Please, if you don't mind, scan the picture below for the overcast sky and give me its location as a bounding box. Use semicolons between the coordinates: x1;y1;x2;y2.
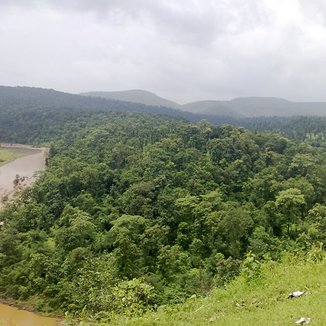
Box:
1;0;326;103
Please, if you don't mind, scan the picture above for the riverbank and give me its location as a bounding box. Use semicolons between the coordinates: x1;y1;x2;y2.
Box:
0;301;60;326
0;144;61;325
0;144;40;167
0;144;47;209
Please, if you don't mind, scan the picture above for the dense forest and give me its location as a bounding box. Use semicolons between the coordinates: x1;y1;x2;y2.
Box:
242;116;326;145
0;109;326;322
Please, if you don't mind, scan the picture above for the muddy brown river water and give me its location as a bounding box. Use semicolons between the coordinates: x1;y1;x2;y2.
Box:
0;303;59;326
0;145;46;208
0;145;59;325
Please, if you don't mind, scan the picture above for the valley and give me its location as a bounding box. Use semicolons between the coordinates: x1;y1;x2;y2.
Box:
2;1;326;324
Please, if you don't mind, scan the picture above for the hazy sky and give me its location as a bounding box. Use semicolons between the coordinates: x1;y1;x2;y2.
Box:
1;0;326;103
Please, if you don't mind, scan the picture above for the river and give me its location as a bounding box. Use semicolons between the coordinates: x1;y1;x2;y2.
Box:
0;144;46;208
0;303;59;326
0;145;59;325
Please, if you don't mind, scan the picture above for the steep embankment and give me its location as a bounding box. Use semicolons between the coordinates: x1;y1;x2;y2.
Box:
109;256;326;326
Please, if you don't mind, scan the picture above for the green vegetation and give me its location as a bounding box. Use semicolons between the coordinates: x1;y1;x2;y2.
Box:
243;116;326;146
2;86;326;146
107;253;326;325
0;110;325;325
0;147;36;166
0;86;203;144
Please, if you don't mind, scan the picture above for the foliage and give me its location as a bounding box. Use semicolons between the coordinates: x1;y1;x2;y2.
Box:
0;112;326;321
241;252;261;282
107;257;326;326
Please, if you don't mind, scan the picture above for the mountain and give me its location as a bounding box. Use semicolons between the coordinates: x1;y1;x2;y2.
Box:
0;86;241;129
81;89;181;109
183;97;326;117
81;89;326;117
0;85;190;118
0;86;155;112
2;86;326;122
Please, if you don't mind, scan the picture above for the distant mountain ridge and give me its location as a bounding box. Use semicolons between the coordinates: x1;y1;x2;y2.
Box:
0;86;188;118
0;86;239;127
0;86;240;143
183;97;326;117
81;90;181;109
2;86;326;118
83;89;326;117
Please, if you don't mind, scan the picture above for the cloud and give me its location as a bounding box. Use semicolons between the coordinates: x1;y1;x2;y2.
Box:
1;0;326;102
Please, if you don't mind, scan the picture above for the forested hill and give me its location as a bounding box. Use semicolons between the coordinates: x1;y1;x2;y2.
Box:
0;85;183;115
2;86;326;144
0;112;326;322
3;86;326;121
0;86;241;134
0;86;242;144
0;86;186;143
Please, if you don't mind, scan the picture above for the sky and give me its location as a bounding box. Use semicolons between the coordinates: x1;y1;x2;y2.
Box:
1;0;326;103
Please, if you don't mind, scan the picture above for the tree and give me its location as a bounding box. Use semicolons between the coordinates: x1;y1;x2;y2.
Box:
275;188;306;236
107;215;149;278
54;205;96;252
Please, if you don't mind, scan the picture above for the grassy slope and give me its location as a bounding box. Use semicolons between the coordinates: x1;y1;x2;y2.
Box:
107;258;326;326
0;147;35;166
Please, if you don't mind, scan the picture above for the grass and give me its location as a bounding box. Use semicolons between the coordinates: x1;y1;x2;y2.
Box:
104;257;326;326
0;147;35;166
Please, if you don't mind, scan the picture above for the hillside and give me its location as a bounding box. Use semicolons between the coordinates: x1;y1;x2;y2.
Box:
0;112;326;324
0;86;243;144
81;89;181;109
0;86;185;116
2;86;326;136
0;86;241;140
108;256;326;325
